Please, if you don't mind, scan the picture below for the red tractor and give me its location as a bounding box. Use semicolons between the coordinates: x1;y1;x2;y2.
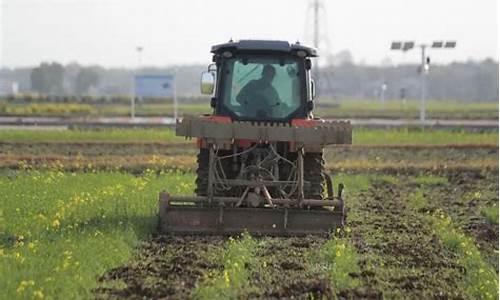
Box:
159;40;352;235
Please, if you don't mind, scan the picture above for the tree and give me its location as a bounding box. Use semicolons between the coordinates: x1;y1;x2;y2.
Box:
30;62;64;94
75;68;100;95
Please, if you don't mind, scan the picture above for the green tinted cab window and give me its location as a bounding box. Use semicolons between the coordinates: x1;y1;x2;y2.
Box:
221;57;302;119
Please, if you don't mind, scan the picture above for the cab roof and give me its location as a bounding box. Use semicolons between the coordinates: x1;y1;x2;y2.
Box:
211;40;318;57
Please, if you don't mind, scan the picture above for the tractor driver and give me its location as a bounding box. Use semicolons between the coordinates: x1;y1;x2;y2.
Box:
236;64;281;117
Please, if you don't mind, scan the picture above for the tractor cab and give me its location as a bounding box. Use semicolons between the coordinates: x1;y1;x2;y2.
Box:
201;40;317;122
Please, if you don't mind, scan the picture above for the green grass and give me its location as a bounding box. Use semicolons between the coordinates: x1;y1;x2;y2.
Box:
0;169;195;299
406;190;499;300
2;99;498;119
413;175;448;186
378;175;399;185
354;128;498;145
1;127;496;145
481;203;499;225
316;232;360;291
431;211;499;300
193;233;257;299
0;128;184;143
317;100;498;120
1;102;97;116
409;189;429;212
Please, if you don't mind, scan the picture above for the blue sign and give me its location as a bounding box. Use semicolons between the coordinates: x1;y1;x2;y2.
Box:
134;75;174;98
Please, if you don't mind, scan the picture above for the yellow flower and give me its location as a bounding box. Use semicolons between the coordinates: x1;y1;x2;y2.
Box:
62;260;70;269
28;242;36;251
224;270;230;287
33;290;44;299
16;285;25;294
52;219;60;229
16;280;35;294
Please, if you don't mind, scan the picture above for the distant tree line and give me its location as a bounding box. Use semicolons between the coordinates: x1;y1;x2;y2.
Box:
0;57;497;102
28;63;100;95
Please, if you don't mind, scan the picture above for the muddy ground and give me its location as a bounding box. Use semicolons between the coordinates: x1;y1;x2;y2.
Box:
1;142;497;174
93;170;498;299
1;141;497;298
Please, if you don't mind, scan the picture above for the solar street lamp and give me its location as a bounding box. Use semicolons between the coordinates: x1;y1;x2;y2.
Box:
390;40;456;122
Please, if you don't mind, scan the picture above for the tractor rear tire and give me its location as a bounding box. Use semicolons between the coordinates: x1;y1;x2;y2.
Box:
303;152;325;200
194;148;209;196
194;148;235;197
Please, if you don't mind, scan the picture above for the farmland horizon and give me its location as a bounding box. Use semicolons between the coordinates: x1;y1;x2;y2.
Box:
1;56;499;71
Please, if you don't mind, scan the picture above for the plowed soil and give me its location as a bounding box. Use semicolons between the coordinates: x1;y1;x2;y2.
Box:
94;236;224;299
94;170;498;299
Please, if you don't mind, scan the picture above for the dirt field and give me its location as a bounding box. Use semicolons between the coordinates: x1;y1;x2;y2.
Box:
1;130;498;299
1;142;497;173
91;170;498;299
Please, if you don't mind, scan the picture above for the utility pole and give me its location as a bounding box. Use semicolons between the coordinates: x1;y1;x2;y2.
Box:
390;40;456;123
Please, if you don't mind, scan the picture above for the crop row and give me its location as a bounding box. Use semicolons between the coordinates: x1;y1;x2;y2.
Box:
0;127;497;145
1;99;498;119
0;153;497;175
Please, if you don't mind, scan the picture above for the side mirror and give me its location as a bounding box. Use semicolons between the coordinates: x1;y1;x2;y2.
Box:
310;79;316;100
200;71;215;95
305;59;312;70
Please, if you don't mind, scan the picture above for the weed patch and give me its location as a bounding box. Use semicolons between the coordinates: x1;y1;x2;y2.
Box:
193;233;257;299
431;211;499;300
407;187;499;300
413;175;448;186
0;170;194;299
316;230;360;291
482;203;499;225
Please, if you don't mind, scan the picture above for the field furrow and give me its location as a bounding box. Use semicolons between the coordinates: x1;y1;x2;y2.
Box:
94;236;225;299
416;172;499;271
247;236;332;299
347;179;466;299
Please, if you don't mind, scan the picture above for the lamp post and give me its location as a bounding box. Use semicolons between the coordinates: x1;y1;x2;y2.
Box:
390;40;456;122
131;46;143;119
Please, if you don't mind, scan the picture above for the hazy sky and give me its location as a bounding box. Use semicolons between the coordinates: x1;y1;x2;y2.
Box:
1;0;498;68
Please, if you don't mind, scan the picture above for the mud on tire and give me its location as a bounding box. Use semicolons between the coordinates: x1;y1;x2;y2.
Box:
194;148;236;197
303;152;325;199
194;148;209;196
